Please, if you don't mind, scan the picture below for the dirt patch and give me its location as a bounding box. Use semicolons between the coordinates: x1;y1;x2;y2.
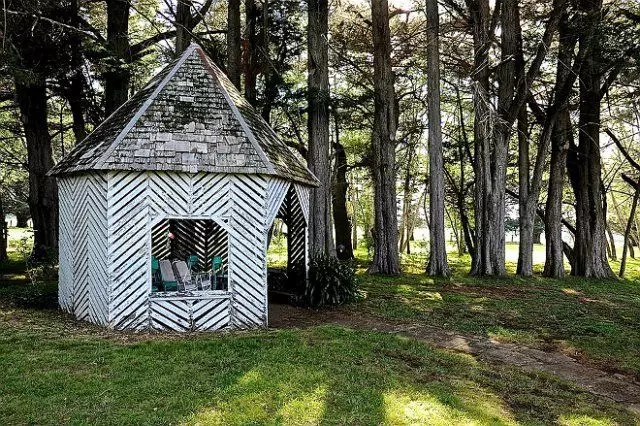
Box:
269;303;640;411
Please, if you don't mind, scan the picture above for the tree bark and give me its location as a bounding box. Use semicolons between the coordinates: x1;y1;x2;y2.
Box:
566;0;615;278
425;0;450;276
333;138;354;260
15;81;59;254
468;0;504;276
606;224;617;260
399;145;414;254
0;197;7;262
15;210;30;228
620;178;640;277
105;0;131;115
227;0;242;89
67;0;87;143
307;0;334;257
454;86;475;259
543;14;574;278
514;1;533;276
370;0;400;274
175;0;194;55
244;0;260;106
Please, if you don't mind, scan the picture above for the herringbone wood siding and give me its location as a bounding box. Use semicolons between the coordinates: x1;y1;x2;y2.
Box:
57;177;76;313
228;174;268;327
87;173;109;325
59;169;305;331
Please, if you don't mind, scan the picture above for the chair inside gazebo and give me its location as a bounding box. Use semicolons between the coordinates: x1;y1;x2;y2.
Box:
150;219;229;293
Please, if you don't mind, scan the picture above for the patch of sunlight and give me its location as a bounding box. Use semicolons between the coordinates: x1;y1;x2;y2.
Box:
470;304;485;312
562;288;582;296
184;389;276;425
558;413;618;426
383;389;517;426
237;369;261;386
426;292;443;301
181;408;224;426
278;385;326;423
488;327;538;346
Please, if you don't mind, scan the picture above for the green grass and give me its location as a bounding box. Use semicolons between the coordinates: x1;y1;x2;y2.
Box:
1;230;639;424
0;310;636;425
354;248;640;377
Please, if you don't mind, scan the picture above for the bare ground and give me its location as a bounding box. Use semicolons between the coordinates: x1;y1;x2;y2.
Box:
269;303;640;413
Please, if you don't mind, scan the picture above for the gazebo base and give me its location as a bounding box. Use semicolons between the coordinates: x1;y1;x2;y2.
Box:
149;291;232;331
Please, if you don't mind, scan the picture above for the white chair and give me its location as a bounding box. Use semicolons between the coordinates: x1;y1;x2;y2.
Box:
172;260;197;291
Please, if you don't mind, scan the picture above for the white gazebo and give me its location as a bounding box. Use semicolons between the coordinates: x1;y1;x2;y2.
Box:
49;44;318;332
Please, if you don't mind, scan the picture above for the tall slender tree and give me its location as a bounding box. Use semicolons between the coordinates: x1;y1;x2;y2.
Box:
104;0;131;115
332;112;354;260
4;0;63;253
175;0;194;54
544;12;576;278
425;0;450;276
227;0;242;89
567;0;615;278
245;0;260;106
466;0;495;276
307;0;334;256
370;0;400;274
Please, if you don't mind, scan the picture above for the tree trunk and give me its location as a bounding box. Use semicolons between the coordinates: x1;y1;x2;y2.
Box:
455;86;475;259
544;107;570;278
566;0;615;278
307;0;334;257
333;138;354;260
332;110;353;260
0;197;7;261
606;224;617;260
67;0;87;143
469;0;505;276
105;0;131;115
15;81;59;254
516;110;534;275
425;0;450;276
369;0;400;274
244;0;259;106
16;210;30;228
351;176;359;251
542;11;574;278
620;178;640;277
227;0;242;89
176;0;194;55
399;146;413;254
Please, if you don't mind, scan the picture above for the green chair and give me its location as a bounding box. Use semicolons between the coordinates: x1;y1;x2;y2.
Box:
212;256;225;290
151;256;161;292
187;255;199;273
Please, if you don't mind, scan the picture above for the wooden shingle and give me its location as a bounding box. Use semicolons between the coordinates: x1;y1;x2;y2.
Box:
49;44;318;187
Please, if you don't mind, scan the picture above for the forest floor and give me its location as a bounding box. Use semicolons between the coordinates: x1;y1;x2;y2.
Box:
1;229;640;424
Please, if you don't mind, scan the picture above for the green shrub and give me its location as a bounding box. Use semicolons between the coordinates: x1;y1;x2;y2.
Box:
301;255;358;307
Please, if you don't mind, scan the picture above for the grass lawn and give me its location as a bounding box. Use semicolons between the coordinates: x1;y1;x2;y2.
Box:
1;229;639;424
354;248;640;378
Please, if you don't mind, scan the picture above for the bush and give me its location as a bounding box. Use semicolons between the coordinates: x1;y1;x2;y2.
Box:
301;255;358;308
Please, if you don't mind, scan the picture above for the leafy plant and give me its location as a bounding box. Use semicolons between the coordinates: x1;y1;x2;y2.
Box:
301;255;358;307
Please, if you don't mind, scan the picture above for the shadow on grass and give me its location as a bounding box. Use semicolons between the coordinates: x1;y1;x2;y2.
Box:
355;254;640;377
0;251;638;424
0;290;636;425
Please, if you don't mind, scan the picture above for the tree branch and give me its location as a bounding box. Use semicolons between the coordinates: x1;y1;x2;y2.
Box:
607;128;640;172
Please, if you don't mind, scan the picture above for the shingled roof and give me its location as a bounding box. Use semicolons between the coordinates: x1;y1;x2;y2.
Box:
49;44;318;187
